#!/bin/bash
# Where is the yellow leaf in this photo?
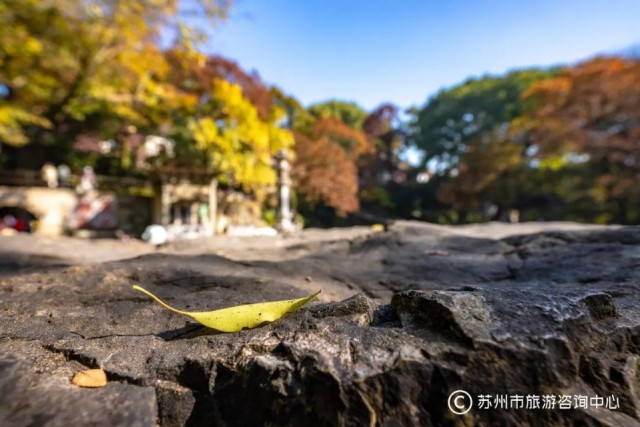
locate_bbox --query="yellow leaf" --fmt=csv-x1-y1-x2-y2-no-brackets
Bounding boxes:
71,369,107,388
132,285,320,332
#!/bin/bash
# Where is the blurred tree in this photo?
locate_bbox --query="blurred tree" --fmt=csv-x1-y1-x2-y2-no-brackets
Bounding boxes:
165,50,274,119
311,117,371,158
308,100,368,130
515,57,640,223
266,91,373,217
162,46,294,194
291,114,372,216
410,68,555,174
187,79,293,194
0,0,231,152
291,131,359,216
270,86,310,130
408,68,556,220
206,56,274,120
436,134,523,221
359,104,405,202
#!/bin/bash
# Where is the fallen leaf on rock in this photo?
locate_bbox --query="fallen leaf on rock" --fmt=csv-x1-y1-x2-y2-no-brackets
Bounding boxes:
132,285,320,332
71,369,107,388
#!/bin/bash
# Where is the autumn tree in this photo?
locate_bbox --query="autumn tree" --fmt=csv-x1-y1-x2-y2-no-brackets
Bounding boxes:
410,68,555,174
436,134,523,221
359,104,405,207
408,68,556,219
291,111,372,217
515,57,640,223
0,0,231,155
187,78,294,194
270,86,307,130
206,56,274,120
292,131,359,216
362,104,404,174
292,102,408,221
259,91,375,218
154,42,294,194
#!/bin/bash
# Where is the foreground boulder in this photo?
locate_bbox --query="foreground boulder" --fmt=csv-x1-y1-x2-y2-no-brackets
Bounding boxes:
0,223,639,426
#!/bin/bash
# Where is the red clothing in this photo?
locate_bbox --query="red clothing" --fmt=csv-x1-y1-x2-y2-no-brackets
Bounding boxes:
14,218,26,232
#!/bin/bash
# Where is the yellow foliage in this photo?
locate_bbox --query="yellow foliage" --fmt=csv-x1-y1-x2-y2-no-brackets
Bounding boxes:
0,0,230,144
0,106,51,146
538,155,567,171
188,79,294,192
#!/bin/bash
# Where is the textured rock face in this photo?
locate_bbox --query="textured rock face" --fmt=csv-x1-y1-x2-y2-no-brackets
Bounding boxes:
0,222,639,426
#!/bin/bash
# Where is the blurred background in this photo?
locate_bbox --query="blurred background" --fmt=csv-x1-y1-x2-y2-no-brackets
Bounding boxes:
1,0,639,240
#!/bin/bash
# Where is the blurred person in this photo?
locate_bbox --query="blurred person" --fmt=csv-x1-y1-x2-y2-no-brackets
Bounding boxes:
3,214,16,229
57,164,71,187
14,216,26,232
0,215,17,236
76,166,97,194
41,163,58,188
22,213,32,233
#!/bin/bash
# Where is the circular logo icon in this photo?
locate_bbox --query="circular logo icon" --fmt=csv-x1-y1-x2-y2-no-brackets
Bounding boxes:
448,390,473,415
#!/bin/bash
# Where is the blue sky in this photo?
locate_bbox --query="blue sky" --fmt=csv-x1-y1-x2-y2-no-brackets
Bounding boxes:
197,0,640,111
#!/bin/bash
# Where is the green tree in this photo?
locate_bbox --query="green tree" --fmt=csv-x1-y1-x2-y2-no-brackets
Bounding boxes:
408,68,556,221
410,68,556,174
308,100,368,130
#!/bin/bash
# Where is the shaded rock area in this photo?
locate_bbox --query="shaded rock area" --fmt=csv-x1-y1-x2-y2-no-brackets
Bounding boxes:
0,221,639,426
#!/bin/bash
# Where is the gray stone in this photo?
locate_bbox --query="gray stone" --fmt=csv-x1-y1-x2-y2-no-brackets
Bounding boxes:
0,354,156,427
0,222,639,426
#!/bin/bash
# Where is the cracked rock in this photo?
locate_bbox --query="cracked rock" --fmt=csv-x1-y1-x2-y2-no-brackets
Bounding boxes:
1,222,639,426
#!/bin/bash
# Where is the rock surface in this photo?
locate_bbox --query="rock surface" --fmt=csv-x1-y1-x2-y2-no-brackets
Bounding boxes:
0,221,639,426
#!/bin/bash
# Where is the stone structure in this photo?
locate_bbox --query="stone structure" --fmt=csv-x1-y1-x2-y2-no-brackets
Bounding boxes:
274,150,295,233
0,222,638,425
151,167,219,238
0,186,76,236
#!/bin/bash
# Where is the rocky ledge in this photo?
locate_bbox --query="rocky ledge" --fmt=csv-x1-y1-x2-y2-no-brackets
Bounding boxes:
0,222,639,426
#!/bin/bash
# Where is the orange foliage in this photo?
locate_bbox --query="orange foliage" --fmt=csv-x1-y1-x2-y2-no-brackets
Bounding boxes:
164,51,273,119
291,116,372,215
292,117,373,215
437,136,523,210
520,57,640,157
312,117,372,158
292,131,359,215
517,56,640,220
